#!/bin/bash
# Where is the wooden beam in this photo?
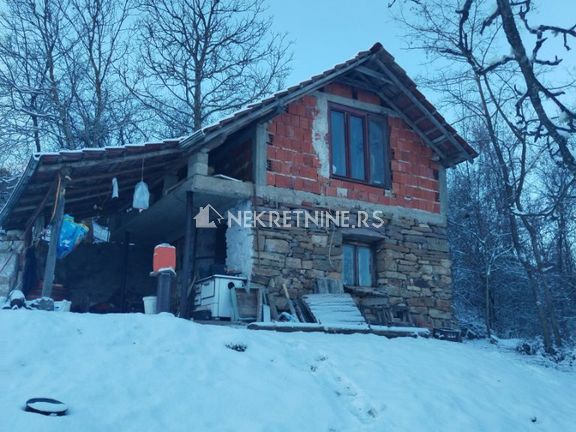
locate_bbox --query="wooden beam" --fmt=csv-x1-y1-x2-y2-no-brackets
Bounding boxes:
355,66,394,85
69,160,178,183
24,178,57,233
41,170,70,298
26,159,179,194
179,191,196,319
379,93,446,159
13,183,137,213
349,75,448,160
37,148,181,173
20,171,167,206
373,58,468,156
119,231,130,313
253,123,267,186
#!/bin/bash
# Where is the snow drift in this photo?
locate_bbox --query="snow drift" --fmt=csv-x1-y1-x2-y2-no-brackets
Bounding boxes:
0,311,574,431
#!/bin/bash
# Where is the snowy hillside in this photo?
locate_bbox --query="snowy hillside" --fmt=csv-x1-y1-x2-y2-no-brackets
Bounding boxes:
1,311,575,432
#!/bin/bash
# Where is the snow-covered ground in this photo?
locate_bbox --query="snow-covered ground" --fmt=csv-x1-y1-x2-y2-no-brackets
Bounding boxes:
1,311,575,432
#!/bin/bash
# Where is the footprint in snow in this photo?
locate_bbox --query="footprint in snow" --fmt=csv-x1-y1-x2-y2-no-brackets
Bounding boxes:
312,356,379,424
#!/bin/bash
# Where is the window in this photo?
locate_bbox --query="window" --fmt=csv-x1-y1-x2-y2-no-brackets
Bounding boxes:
329,105,391,188
343,242,374,287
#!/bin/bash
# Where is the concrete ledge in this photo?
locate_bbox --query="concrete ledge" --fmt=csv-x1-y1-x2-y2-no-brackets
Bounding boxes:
189,175,253,199
254,184,447,226
247,322,430,338
185,174,446,225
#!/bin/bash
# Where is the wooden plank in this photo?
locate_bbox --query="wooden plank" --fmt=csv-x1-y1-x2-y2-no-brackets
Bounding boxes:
119,231,130,313
282,283,299,321
37,148,181,172
19,173,165,206
253,123,267,186
24,178,57,233
340,75,447,160
355,65,394,84
178,191,195,318
315,278,344,294
302,294,367,327
41,171,70,298
374,58,468,156
247,322,430,338
256,288,263,322
231,287,259,321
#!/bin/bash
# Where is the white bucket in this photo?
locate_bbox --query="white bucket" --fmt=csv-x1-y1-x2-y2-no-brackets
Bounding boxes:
58,300,72,312
143,296,157,314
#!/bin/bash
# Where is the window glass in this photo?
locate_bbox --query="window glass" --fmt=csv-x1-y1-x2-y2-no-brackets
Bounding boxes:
343,244,355,286
330,111,346,176
369,119,386,186
357,246,373,286
349,115,366,180
329,106,390,189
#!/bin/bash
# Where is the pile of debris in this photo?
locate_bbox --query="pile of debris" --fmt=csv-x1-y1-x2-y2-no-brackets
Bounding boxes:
191,274,431,338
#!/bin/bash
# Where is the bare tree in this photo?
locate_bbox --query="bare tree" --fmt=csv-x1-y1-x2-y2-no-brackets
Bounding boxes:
390,1,575,165
0,0,74,153
493,0,576,175
65,0,139,148
128,0,291,135
0,0,148,163
390,0,576,353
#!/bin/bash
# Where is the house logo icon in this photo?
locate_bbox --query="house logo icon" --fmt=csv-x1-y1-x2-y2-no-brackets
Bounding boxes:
194,204,225,228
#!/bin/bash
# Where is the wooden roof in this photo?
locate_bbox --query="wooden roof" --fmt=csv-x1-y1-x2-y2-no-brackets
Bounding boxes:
0,140,183,230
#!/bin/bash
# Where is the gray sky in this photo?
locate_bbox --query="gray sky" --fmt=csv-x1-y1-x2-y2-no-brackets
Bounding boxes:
268,0,576,109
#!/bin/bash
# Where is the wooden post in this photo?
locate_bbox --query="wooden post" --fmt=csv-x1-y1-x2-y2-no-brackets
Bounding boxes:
41,170,70,298
253,123,268,186
178,191,196,318
119,231,131,312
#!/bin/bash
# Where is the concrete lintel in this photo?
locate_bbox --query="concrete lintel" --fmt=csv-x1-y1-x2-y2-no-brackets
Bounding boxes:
313,91,397,117
189,174,253,199
253,184,447,226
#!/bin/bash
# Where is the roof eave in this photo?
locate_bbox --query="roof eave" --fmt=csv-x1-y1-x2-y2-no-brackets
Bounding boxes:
0,156,40,230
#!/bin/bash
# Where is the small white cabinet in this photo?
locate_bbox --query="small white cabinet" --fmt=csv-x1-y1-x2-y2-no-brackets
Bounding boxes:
194,274,246,319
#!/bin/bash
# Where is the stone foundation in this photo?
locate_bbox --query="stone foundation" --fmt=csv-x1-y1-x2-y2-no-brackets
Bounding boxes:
248,201,453,328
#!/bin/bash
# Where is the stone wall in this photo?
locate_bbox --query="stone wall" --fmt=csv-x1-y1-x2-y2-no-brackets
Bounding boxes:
248,201,452,328
374,216,452,328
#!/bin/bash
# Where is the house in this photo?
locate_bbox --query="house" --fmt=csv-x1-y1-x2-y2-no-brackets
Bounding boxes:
0,43,476,327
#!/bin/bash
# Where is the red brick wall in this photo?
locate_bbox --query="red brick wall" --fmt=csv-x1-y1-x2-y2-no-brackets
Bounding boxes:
266,83,441,214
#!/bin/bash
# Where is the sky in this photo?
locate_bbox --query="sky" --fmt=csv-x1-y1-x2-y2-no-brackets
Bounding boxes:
267,0,576,111
268,1,418,86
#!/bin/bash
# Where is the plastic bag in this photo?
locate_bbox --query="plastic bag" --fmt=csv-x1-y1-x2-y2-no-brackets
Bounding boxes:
112,177,119,199
132,181,150,211
57,215,89,259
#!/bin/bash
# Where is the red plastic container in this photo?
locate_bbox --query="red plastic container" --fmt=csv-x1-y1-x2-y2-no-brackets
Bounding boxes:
153,243,176,273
